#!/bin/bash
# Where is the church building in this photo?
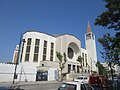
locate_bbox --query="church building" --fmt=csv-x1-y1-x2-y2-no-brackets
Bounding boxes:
12,22,98,81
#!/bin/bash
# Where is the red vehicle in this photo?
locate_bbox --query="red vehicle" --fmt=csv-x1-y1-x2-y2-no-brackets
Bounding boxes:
88,75,107,89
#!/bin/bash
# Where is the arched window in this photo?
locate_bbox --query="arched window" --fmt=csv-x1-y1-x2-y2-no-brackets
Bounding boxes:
68,47,74,59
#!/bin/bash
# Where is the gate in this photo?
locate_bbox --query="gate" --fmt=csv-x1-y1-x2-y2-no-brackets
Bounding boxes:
36,71,48,81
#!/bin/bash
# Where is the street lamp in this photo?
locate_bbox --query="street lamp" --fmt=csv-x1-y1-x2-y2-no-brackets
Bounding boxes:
12,33,25,84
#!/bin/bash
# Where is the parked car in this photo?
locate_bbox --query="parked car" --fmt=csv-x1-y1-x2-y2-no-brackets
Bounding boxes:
58,81,94,90
74,76,89,83
108,75,119,80
113,74,119,80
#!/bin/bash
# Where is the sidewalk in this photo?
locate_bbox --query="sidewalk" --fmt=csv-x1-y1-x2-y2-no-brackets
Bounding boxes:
0,80,61,88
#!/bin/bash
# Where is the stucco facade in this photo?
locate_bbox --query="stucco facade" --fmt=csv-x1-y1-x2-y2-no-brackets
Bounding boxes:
11,22,98,81
14,23,97,79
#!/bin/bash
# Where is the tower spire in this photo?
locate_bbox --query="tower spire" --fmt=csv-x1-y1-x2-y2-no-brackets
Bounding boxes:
87,21,92,33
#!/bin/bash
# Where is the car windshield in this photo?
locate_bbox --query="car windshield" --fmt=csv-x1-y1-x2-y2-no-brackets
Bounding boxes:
76,77,83,79
113,75,118,78
84,77,88,79
58,83,76,90
81,84,93,90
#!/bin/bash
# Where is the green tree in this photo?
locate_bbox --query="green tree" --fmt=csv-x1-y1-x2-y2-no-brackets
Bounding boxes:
98,33,120,79
95,0,120,30
95,0,120,79
112,33,120,65
56,51,67,81
96,61,108,75
95,0,120,60
77,55,83,75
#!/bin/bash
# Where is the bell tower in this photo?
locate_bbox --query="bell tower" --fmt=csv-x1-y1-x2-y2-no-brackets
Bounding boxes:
85,21,97,72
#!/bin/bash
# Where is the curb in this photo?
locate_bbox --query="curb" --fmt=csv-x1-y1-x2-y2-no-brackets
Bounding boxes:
0,81,62,88
13,81,61,87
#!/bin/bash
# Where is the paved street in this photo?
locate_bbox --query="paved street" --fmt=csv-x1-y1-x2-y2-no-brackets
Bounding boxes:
0,80,120,90
0,81,62,90
19,83,61,90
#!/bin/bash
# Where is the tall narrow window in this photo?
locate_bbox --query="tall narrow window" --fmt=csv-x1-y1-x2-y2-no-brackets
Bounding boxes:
82,53,84,67
33,39,40,62
77,66,80,73
43,40,47,61
68,47,74,59
92,33,94,40
85,54,87,67
73,65,76,73
20,39,25,62
25,38,32,62
68,64,71,73
50,42,54,61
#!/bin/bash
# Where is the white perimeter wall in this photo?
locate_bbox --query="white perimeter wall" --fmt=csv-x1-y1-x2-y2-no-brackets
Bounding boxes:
0,63,37,82
0,63,59,82
0,63,15,82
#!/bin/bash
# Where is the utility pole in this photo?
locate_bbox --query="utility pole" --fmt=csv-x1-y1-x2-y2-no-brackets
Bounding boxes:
91,58,92,74
12,33,23,84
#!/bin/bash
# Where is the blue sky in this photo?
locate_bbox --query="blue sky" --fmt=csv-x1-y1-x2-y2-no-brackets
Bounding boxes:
0,0,115,63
